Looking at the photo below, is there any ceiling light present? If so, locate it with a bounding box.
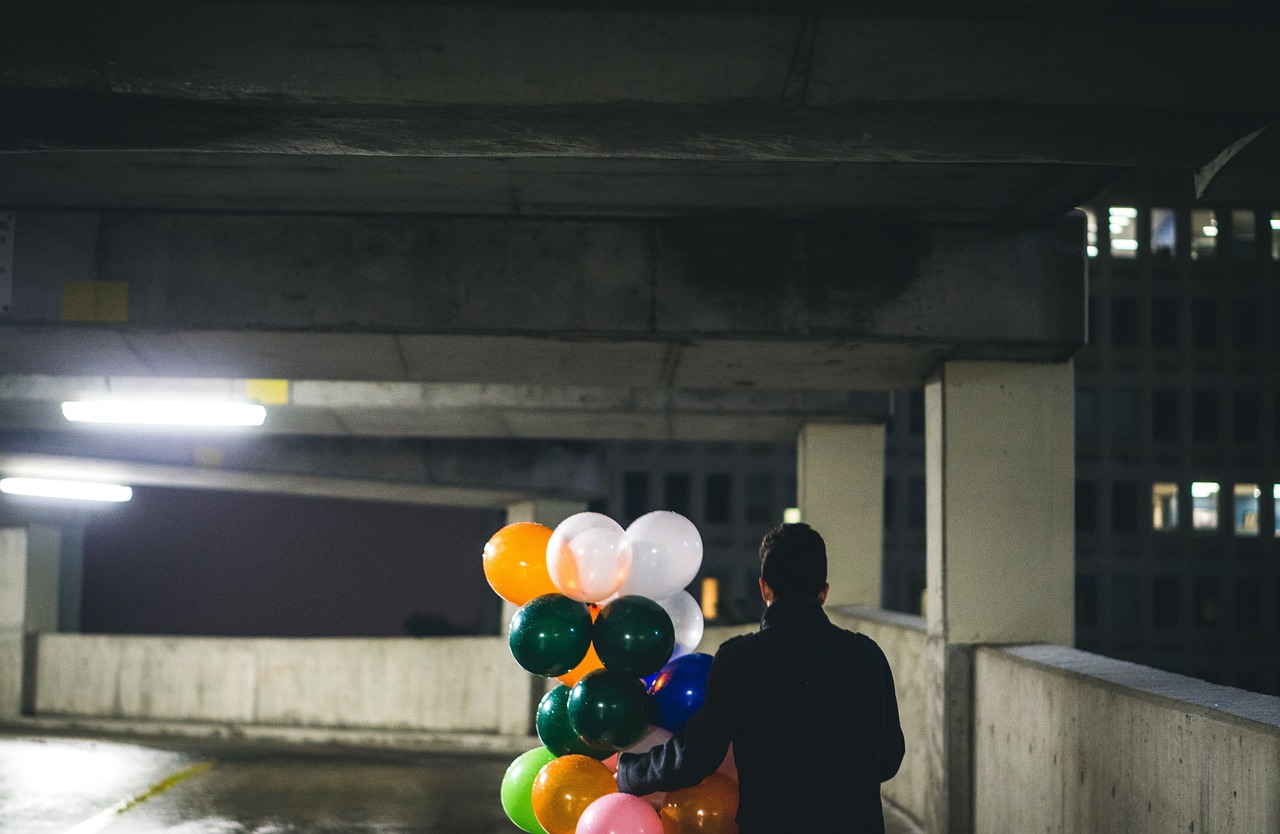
[1111,239,1139,251]
[1109,207,1138,219]
[1,477,132,502]
[1202,226,1218,237]
[62,400,266,427]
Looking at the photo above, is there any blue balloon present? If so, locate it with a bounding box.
[646,652,713,733]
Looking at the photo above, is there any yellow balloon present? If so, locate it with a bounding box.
[531,754,617,834]
[483,523,558,606]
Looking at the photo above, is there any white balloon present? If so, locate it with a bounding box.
[621,511,703,600]
[656,590,704,660]
[546,512,633,603]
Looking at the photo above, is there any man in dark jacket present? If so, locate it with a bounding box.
[616,522,906,833]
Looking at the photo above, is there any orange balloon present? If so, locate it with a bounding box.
[660,773,738,834]
[557,605,604,686]
[483,523,558,606]
[531,754,617,834]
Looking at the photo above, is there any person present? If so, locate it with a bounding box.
[616,522,906,833]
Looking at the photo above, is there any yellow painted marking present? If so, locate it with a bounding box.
[244,378,290,405]
[60,280,129,322]
[62,759,216,834]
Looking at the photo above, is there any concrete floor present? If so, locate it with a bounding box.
[0,732,921,833]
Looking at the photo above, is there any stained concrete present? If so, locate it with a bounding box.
[0,732,922,834]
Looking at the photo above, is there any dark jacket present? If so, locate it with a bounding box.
[617,598,905,833]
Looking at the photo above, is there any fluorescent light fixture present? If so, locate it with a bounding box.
[1109,207,1138,219]
[1086,245,1099,258]
[1202,226,1218,237]
[1111,239,1139,251]
[62,400,266,427]
[782,507,802,524]
[1270,218,1280,231]
[1,477,132,502]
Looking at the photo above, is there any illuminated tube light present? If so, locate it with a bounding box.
[1202,226,1218,237]
[1111,239,1139,251]
[1271,219,1280,231]
[62,400,266,427]
[1191,482,1220,499]
[1109,207,1138,219]
[1,478,132,502]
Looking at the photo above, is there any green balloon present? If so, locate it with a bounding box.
[594,595,676,678]
[509,594,592,677]
[568,669,649,750]
[500,746,555,834]
[537,685,612,759]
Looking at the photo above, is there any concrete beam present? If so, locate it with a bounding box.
[2,211,1085,391]
[0,375,890,441]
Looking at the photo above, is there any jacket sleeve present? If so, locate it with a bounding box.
[877,642,906,782]
[616,644,738,796]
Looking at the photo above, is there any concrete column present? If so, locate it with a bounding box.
[922,360,1075,834]
[797,423,885,607]
[0,525,63,717]
[498,499,586,736]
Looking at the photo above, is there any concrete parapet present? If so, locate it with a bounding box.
[973,644,1280,834]
[33,634,534,736]
[836,607,929,828]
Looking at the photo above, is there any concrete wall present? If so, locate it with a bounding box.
[837,608,929,826]
[973,644,1280,834]
[34,634,532,735]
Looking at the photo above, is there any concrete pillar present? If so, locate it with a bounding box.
[797,423,885,607]
[0,525,63,717]
[497,499,586,736]
[922,360,1075,834]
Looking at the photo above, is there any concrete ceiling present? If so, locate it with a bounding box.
[1,1,1277,476]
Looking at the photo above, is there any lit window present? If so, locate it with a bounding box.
[1191,209,1217,260]
[1234,484,1260,537]
[1230,209,1255,259]
[1191,481,1220,530]
[1083,207,1099,258]
[1152,482,1179,531]
[1151,207,1176,258]
[1109,206,1138,259]
[700,577,719,620]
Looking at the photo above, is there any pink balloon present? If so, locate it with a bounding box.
[576,792,663,834]
[716,743,738,780]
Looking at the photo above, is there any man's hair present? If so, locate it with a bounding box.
[759,523,827,599]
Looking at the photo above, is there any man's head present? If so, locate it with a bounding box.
[758,522,829,604]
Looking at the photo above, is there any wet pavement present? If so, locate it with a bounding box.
[0,732,921,833]
[0,733,514,834]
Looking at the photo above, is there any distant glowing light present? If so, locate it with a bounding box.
[1087,245,1099,258]
[1270,218,1280,230]
[1111,239,1139,251]
[1109,207,1138,219]
[62,400,266,427]
[1191,482,1220,499]
[1,477,132,502]
[1202,226,1218,237]
[783,507,802,524]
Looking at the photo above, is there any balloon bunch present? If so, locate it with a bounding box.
[485,511,739,834]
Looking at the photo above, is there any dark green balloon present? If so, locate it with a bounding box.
[536,685,612,759]
[508,594,592,677]
[594,595,676,678]
[568,669,649,750]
